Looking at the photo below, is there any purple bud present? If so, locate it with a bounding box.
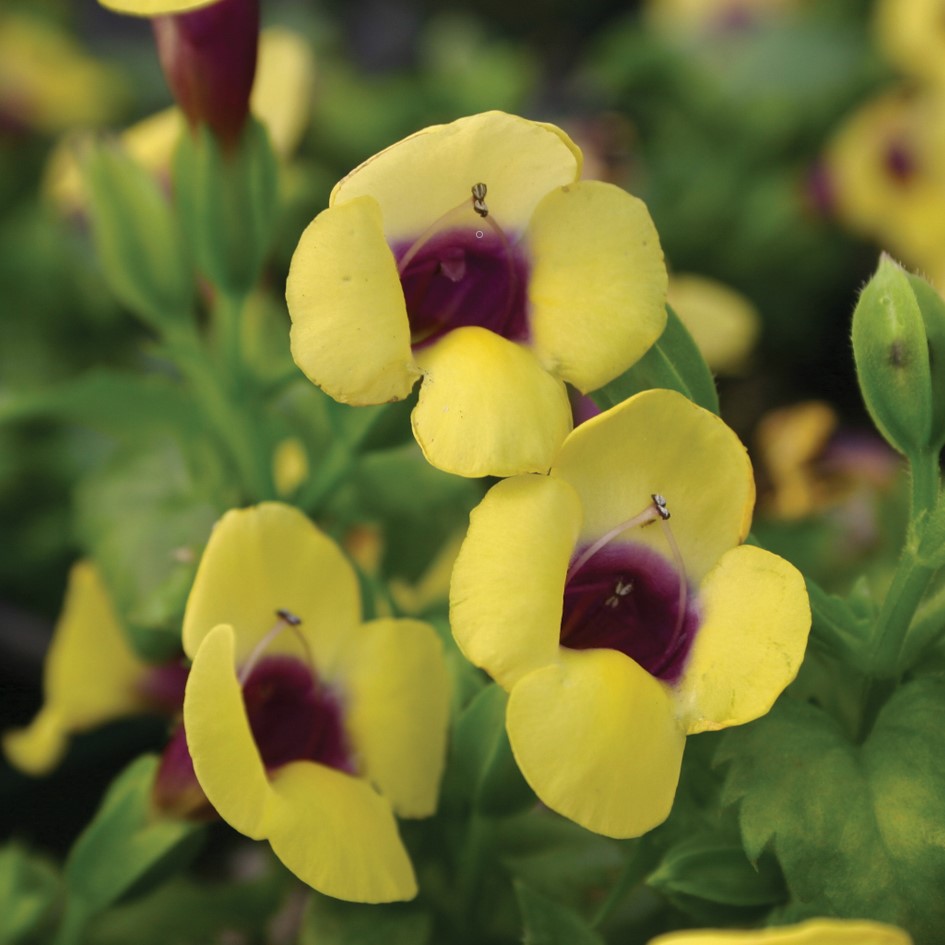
[152,0,259,150]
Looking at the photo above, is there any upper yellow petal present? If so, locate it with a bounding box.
[677,545,811,734]
[647,917,913,945]
[183,624,274,839]
[507,648,685,839]
[3,561,147,776]
[97,0,219,14]
[527,180,668,393]
[450,474,581,689]
[251,27,315,159]
[338,618,450,818]
[268,761,417,902]
[667,274,760,376]
[552,389,755,584]
[287,196,420,406]
[331,111,582,242]
[182,503,361,673]
[411,327,572,477]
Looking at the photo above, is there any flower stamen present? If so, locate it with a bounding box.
[237,609,314,686]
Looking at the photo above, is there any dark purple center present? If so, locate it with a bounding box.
[394,226,530,348]
[242,656,355,774]
[883,139,917,184]
[560,543,699,684]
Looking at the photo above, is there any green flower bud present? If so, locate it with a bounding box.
[81,139,193,331]
[852,255,935,458]
[905,271,945,452]
[173,116,278,296]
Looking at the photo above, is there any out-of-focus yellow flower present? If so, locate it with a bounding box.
[272,436,309,498]
[756,400,899,523]
[667,273,760,375]
[824,87,945,278]
[44,26,314,213]
[287,111,667,478]
[3,562,186,776]
[874,0,945,87]
[451,389,810,838]
[98,0,221,17]
[181,503,450,902]
[0,15,127,134]
[648,917,912,945]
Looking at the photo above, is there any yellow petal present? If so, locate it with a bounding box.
[450,475,581,689]
[268,761,417,902]
[183,624,273,839]
[507,648,685,838]
[3,561,146,776]
[338,618,450,818]
[332,111,582,242]
[552,389,754,584]
[287,196,420,405]
[677,545,810,734]
[97,0,219,14]
[251,27,315,159]
[182,503,361,674]
[666,274,760,376]
[412,327,572,477]
[647,917,913,945]
[527,180,668,393]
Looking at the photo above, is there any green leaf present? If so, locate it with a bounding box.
[0,370,201,441]
[445,684,533,816]
[0,844,61,945]
[514,881,605,945]
[719,681,945,943]
[591,305,719,415]
[84,870,287,945]
[81,138,193,332]
[299,894,432,945]
[647,832,786,924]
[75,437,226,661]
[58,756,205,944]
[497,814,623,909]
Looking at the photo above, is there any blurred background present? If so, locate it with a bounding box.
[0,0,927,856]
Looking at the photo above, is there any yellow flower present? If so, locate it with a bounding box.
[450,389,810,838]
[667,274,760,375]
[824,87,945,277]
[3,562,187,776]
[647,917,912,945]
[286,111,667,478]
[874,0,945,87]
[0,14,127,134]
[180,503,450,902]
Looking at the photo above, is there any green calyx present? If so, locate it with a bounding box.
[173,117,279,297]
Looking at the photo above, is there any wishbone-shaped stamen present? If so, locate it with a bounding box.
[237,609,314,686]
[565,496,667,583]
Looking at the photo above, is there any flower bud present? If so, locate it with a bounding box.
[81,137,193,330]
[851,255,937,457]
[152,0,259,151]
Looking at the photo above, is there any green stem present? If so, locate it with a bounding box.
[590,842,652,930]
[297,407,390,513]
[867,539,936,678]
[165,324,276,501]
[458,812,489,928]
[909,447,940,522]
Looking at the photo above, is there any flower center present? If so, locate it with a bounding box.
[393,183,530,348]
[884,138,917,185]
[242,655,355,773]
[238,609,356,774]
[559,495,699,683]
